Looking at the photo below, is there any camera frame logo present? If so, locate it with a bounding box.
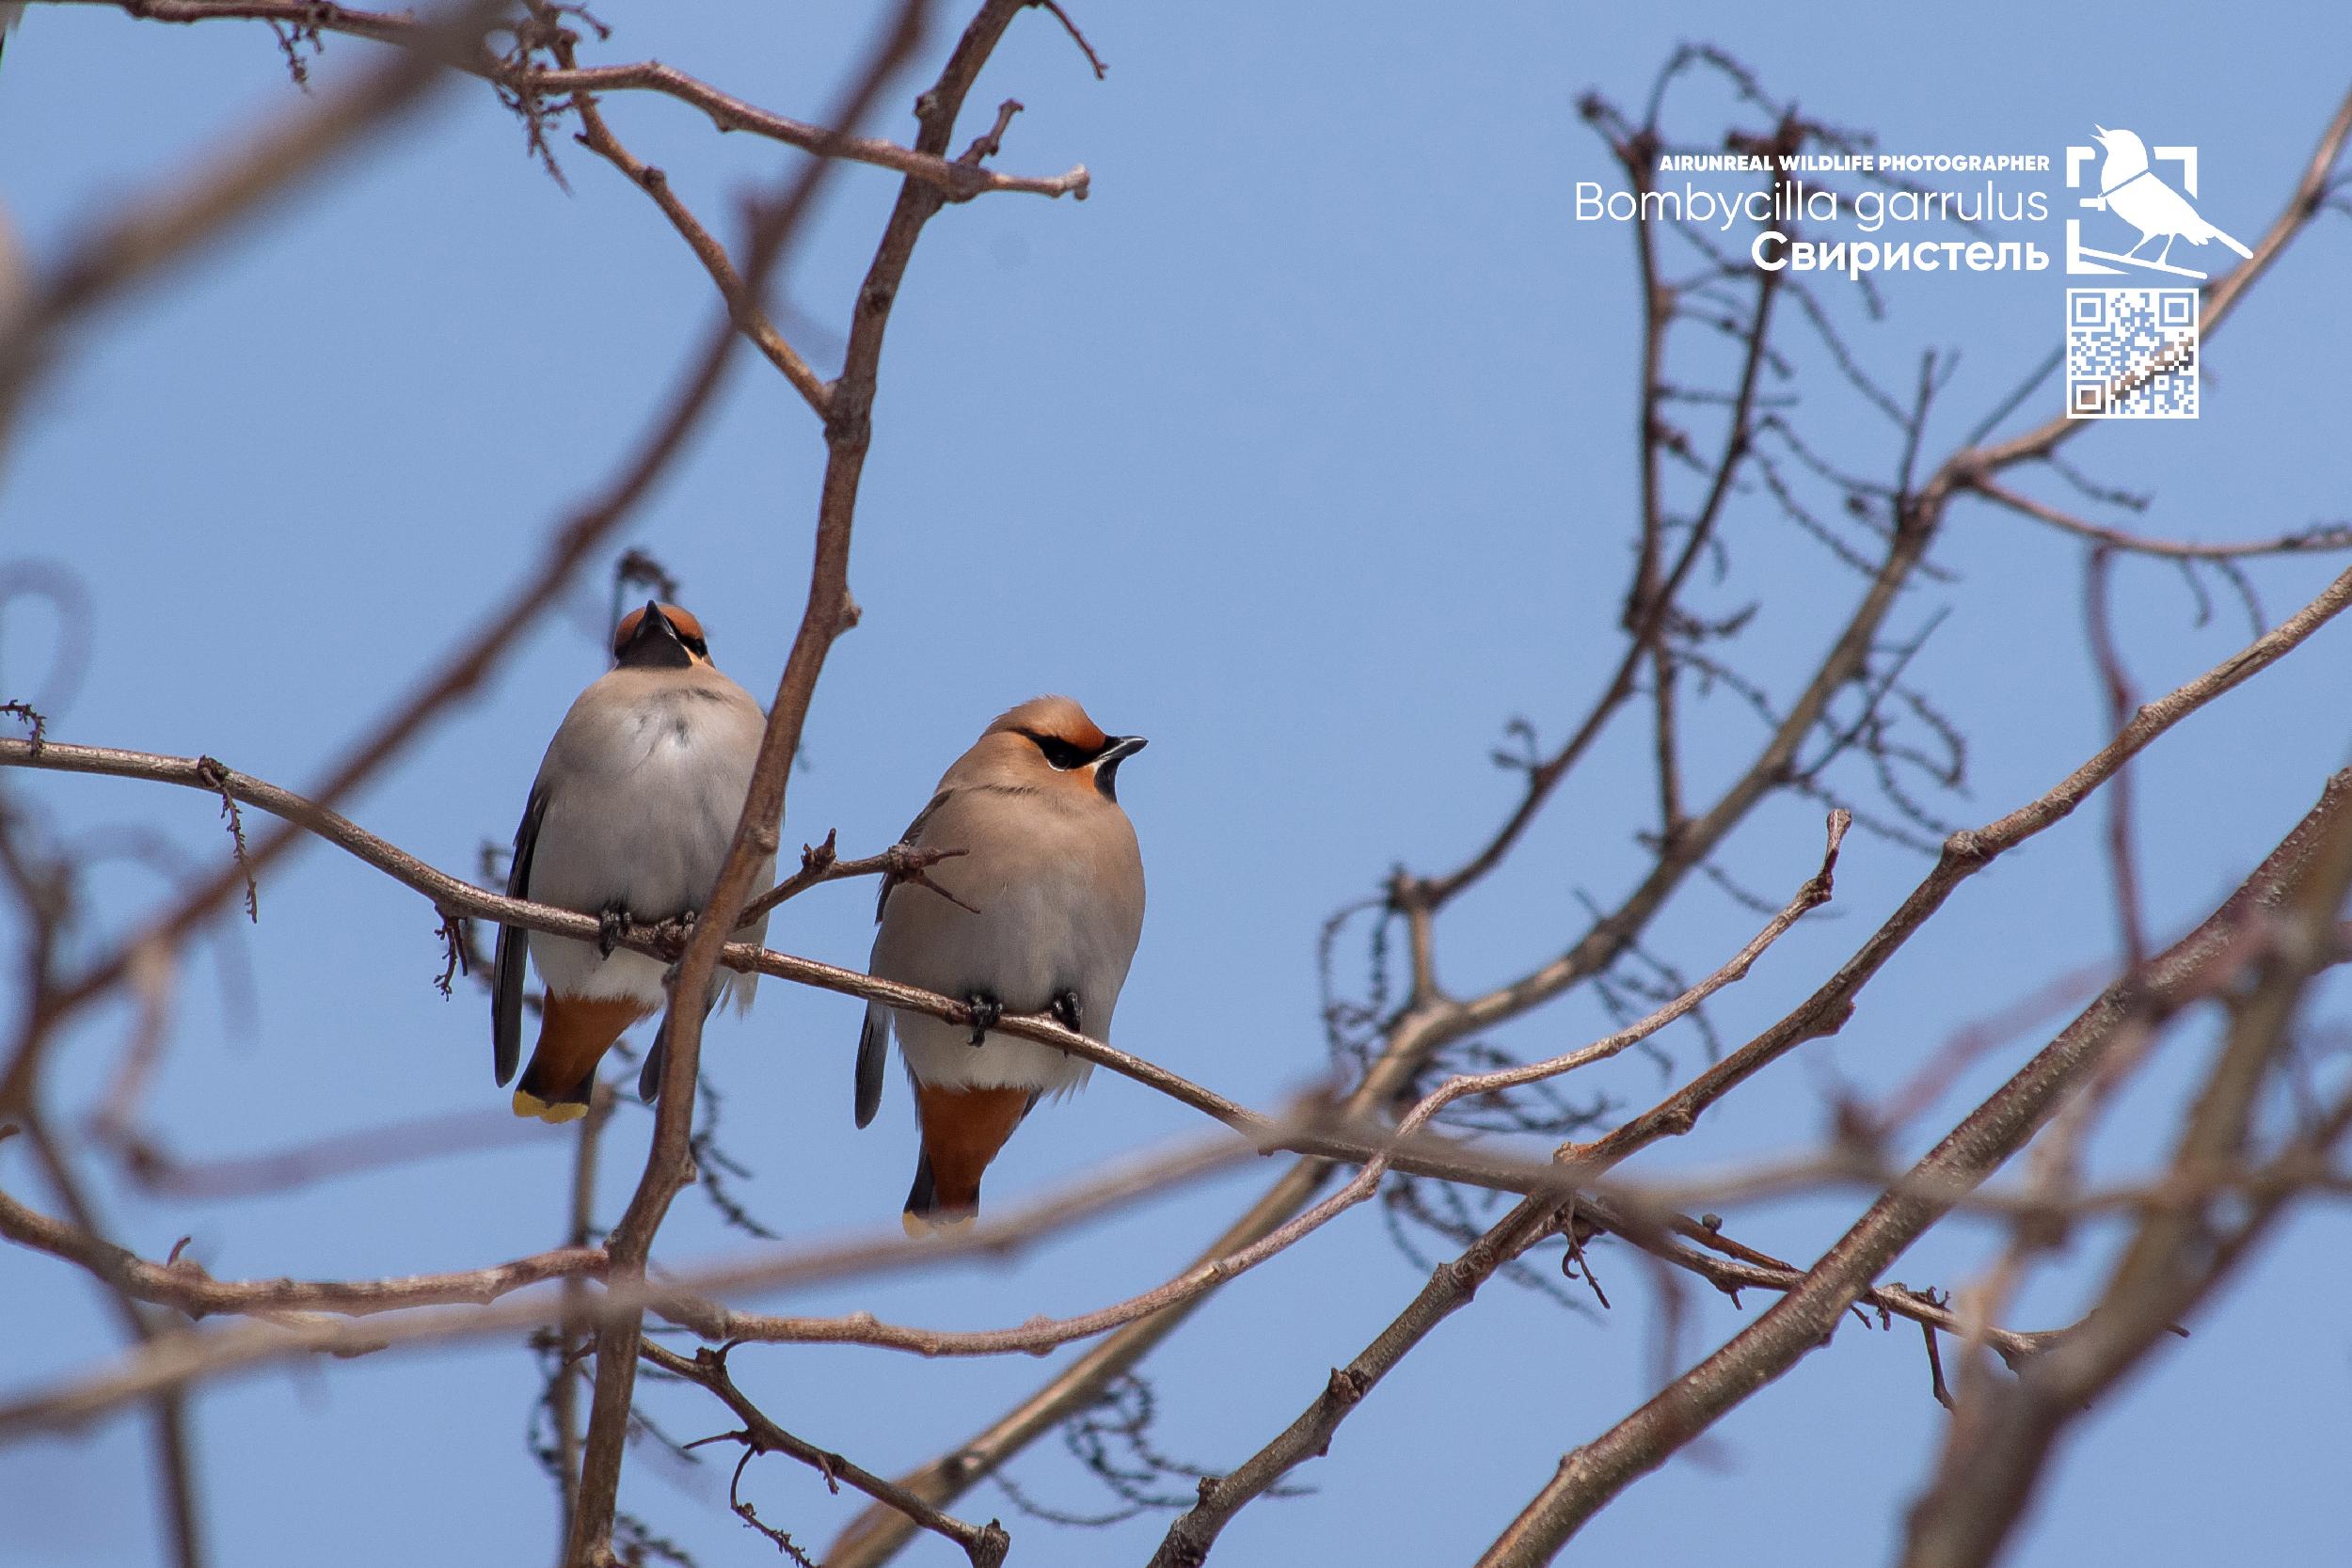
[2061,127,2239,420]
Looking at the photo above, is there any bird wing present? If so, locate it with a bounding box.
[491,785,548,1086]
[872,789,951,923]
[857,788,953,1127]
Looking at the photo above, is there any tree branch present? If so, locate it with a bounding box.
[1471,767,2352,1564]
[53,0,1090,200]
[0,1130,1250,1435]
[560,50,833,416]
[564,0,939,1557]
[645,1341,1010,1568]
[1896,803,2352,1568]
[1967,472,2352,561]
[1578,561,2352,1174]
[1,0,510,429]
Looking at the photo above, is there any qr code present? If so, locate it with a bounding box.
[2066,288,2198,419]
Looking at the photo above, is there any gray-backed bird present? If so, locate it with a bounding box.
[855,696,1146,1233]
[491,601,772,1122]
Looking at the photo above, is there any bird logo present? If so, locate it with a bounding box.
[2066,127,2249,279]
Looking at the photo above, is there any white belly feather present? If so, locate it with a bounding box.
[870,796,1143,1097]
[524,673,771,1008]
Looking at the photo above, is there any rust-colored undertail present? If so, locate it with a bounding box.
[904,1083,1034,1236]
[513,994,654,1124]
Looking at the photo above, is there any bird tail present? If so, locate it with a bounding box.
[633,988,739,1107]
[636,1017,670,1105]
[900,1153,971,1238]
[514,994,651,1123]
[2211,225,2252,260]
[900,1083,1034,1237]
[854,1002,889,1129]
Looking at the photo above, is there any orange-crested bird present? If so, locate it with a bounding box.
[491,601,771,1122]
[855,697,1147,1233]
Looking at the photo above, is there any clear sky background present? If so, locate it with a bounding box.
[4,3,2350,1565]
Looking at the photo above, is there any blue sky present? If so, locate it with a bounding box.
[4,3,2350,1565]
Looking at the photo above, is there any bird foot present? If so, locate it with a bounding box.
[964,991,1003,1046]
[1050,990,1084,1034]
[648,911,695,959]
[596,904,631,958]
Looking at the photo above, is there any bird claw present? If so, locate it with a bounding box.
[652,911,695,959]
[1050,990,1083,1034]
[596,904,630,958]
[964,991,1003,1046]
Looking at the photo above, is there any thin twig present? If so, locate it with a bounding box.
[58,0,1091,198]
[1471,768,2352,1564]
[645,1342,1010,1568]
[1969,473,2352,561]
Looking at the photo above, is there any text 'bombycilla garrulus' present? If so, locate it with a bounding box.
[491,601,772,1122]
[856,696,1146,1234]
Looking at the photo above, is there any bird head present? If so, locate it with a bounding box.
[963,695,1147,803]
[2090,126,2150,167]
[612,600,712,671]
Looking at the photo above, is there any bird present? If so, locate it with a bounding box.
[855,696,1147,1235]
[2085,127,2251,270]
[491,600,772,1123]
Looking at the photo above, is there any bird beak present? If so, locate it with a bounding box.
[617,600,691,670]
[1090,734,1146,800]
[2092,126,2110,145]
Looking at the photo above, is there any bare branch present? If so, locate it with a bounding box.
[564,0,939,1555]
[1969,473,2352,561]
[0,1132,1250,1434]
[562,61,833,416]
[1897,806,2352,1568]
[738,833,965,927]
[0,1175,607,1322]
[1,0,511,422]
[1581,562,2352,1174]
[1470,767,2352,1564]
[53,0,1090,199]
[645,1342,1010,1568]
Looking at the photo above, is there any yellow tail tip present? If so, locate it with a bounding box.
[512,1089,589,1124]
[901,1209,977,1240]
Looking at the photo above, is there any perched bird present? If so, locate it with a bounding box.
[856,696,1147,1234]
[491,601,772,1122]
[2085,126,2251,270]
